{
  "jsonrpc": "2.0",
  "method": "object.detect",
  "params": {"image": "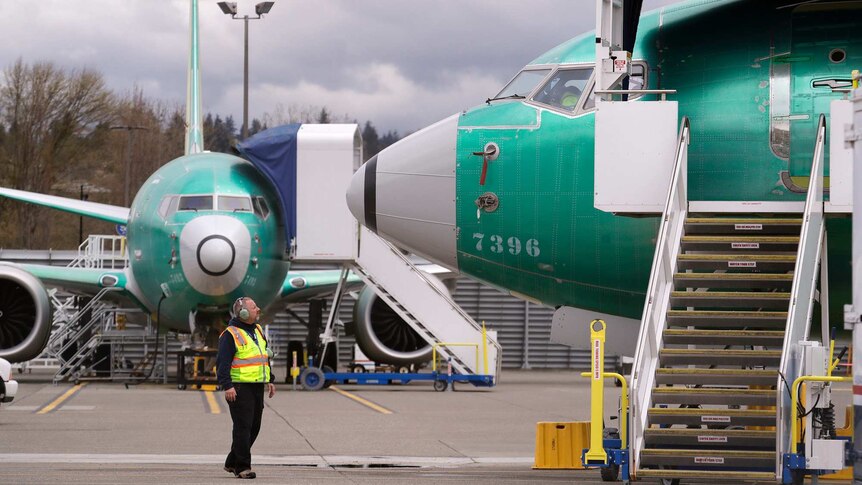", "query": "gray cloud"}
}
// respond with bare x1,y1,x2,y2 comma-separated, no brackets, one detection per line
0,0,678,133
